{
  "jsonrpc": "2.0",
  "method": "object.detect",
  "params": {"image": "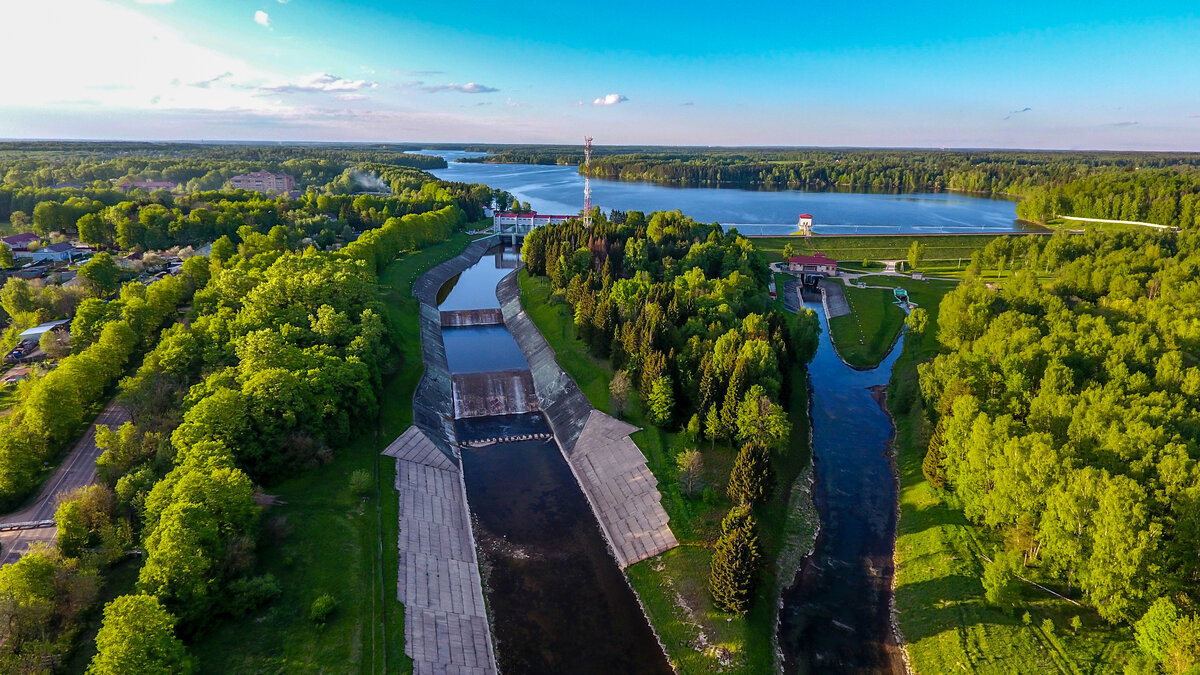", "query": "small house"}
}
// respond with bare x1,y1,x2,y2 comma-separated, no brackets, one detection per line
32,242,75,263
787,252,838,276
